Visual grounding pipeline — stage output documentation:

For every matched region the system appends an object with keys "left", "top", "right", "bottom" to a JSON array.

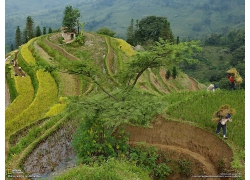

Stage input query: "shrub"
[{"left": 52, "top": 158, "right": 151, "bottom": 180}]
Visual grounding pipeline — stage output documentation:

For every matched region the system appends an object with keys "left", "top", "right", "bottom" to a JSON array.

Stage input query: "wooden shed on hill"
[{"left": 61, "top": 27, "right": 76, "bottom": 42}]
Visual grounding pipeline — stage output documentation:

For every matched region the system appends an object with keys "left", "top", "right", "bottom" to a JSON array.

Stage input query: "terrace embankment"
[{"left": 126, "top": 116, "right": 234, "bottom": 179}]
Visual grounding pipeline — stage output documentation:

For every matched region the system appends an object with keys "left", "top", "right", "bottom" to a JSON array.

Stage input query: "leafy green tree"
[
  {"left": 172, "top": 66, "right": 177, "bottom": 79},
  {"left": 35, "top": 26, "right": 42, "bottom": 37},
  {"left": 126, "top": 18, "right": 134, "bottom": 45},
  {"left": 15, "top": 26, "right": 22, "bottom": 48},
  {"left": 119, "top": 38, "right": 201, "bottom": 89},
  {"left": 24, "top": 16, "right": 34, "bottom": 42},
  {"left": 71, "top": 90, "right": 168, "bottom": 164},
  {"left": 22, "top": 28, "right": 29, "bottom": 43},
  {"left": 166, "top": 69, "right": 171, "bottom": 79},
  {"left": 176, "top": 36, "right": 180, "bottom": 44},
  {"left": 134, "top": 16, "right": 174, "bottom": 45},
  {"left": 10, "top": 44, "right": 14, "bottom": 51},
  {"left": 96, "top": 27, "right": 116, "bottom": 37},
  {"left": 62, "top": 5, "right": 81, "bottom": 32},
  {"left": 48, "top": 27, "right": 52, "bottom": 33},
  {"left": 43, "top": 27, "right": 46, "bottom": 35}
]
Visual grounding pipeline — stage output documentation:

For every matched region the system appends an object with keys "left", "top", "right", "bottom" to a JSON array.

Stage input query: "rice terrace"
[{"left": 5, "top": 30, "right": 245, "bottom": 179}]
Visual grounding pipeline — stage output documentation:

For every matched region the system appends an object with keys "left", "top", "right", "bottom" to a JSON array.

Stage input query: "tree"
[
  {"left": 166, "top": 69, "right": 171, "bottom": 79},
  {"left": 119, "top": 38, "right": 201, "bottom": 89},
  {"left": 96, "top": 27, "right": 116, "bottom": 37},
  {"left": 15, "top": 26, "right": 22, "bottom": 48},
  {"left": 126, "top": 18, "right": 134, "bottom": 45},
  {"left": 43, "top": 27, "right": 46, "bottom": 35},
  {"left": 134, "top": 16, "right": 174, "bottom": 45},
  {"left": 62, "top": 6, "right": 81, "bottom": 32},
  {"left": 35, "top": 26, "right": 42, "bottom": 37},
  {"left": 172, "top": 66, "right": 177, "bottom": 79},
  {"left": 25, "top": 16, "right": 34, "bottom": 42},
  {"left": 48, "top": 27, "right": 52, "bottom": 34},
  {"left": 10, "top": 44, "right": 14, "bottom": 51}
]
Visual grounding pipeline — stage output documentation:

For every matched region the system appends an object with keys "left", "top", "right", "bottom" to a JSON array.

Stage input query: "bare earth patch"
[{"left": 125, "top": 116, "right": 233, "bottom": 179}]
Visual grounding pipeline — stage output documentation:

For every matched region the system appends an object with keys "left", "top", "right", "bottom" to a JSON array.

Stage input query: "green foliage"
[
  {"left": 118, "top": 38, "right": 201, "bottom": 88},
  {"left": 129, "top": 143, "right": 171, "bottom": 179},
  {"left": 172, "top": 66, "right": 177, "bottom": 79},
  {"left": 96, "top": 27, "right": 116, "bottom": 37},
  {"left": 166, "top": 69, "right": 171, "bottom": 79},
  {"left": 58, "top": 36, "right": 64, "bottom": 44},
  {"left": 73, "top": 34, "right": 86, "bottom": 46},
  {"left": 15, "top": 26, "right": 22, "bottom": 47},
  {"left": 5, "top": 64, "right": 18, "bottom": 102},
  {"left": 72, "top": 117, "right": 130, "bottom": 164},
  {"left": 62, "top": 6, "right": 80, "bottom": 32},
  {"left": 129, "top": 16, "right": 174, "bottom": 45},
  {"left": 178, "top": 159, "right": 193, "bottom": 178},
  {"left": 52, "top": 158, "right": 151, "bottom": 180},
  {"left": 35, "top": 26, "right": 42, "bottom": 37}
]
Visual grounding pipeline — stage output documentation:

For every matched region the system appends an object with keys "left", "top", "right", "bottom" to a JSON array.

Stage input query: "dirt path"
[
  {"left": 125, "top": 117, "right": 233, "bottom": 178},
  {"left": 188, "top": 76, "right": 199, "bottom": 90}
]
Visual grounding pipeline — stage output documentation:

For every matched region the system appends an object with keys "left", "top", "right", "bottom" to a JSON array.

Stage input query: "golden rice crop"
[
  {"left": 20, "top": 38, "right": 37, "bottom": 65},
  {"left": 5, "top": 76, "right": 34, "bottom": 122},
  {"left": 6, "top": 69, "right": 58, "bottom": 137},
  {"left": 43, "top": 103, "right": 66, "bottom": 118},
  {"left": 115, "top": 38, "right": 136, "bottom": 56}
]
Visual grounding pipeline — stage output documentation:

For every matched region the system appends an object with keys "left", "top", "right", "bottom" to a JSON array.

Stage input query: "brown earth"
[{"left": 125, "top": 116, "right": 234, "bottom": 179}]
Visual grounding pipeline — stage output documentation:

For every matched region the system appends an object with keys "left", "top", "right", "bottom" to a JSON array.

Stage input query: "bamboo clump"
[{"left": 212, "top": 104, "right": 236, "bottom": 123}]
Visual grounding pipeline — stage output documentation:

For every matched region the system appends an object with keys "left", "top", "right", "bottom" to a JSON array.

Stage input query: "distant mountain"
[{"left": 5, "top": 0, "right": 245, "bottom": 48}]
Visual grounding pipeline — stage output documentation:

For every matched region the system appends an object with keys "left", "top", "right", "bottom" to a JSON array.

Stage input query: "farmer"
[
  {"left": 206, "top": 84, "right": 218, "bottom": 92},
  {"left": 216, "top": 113, "right": 232, "bottom": 139},
  {"left": 227, "top": 74, "right": 236, "bottom": 90}
]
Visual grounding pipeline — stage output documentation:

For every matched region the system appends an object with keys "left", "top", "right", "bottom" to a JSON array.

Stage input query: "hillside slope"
[
  {"left": 5, "top": 32, "right": 244, "bottom": 179},
  {"left": 5, "top": 0, "right": 245, "bottom": 47}
]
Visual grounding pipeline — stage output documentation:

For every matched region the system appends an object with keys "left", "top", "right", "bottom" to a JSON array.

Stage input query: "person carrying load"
[{"left": 212, "top": 104, "right": 236, "bottom": 139}]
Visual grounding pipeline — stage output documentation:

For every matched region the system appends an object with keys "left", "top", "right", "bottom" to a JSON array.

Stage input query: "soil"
[{"left": 125, "top": 116, "right": 234, "bottom": 179}]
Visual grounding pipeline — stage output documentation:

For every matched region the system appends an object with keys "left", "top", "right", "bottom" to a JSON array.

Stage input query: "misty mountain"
[{"left": 5, "top": 0, "right": 245, "bottom": 48}]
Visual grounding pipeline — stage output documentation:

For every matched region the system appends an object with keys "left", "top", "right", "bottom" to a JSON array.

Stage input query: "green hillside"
[
  {"left": 5, "top": 32, "right": 244, "bottom": 179},
  {"left": 5, "top": 0, "right": 245, "bottom": 47}
]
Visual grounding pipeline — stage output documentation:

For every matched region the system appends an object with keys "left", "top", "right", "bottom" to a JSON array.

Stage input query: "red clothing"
[{"left": 228, "top": 75, "right": 234, "bottom": 82}]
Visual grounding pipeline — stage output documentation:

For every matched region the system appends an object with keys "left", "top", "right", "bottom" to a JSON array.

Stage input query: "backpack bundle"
[
  {"left": 212, "top": 104, "right": 236, "bottom": 123},
  {"left": 227, "top": 68, "right": 243, "bottom": 84}
]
